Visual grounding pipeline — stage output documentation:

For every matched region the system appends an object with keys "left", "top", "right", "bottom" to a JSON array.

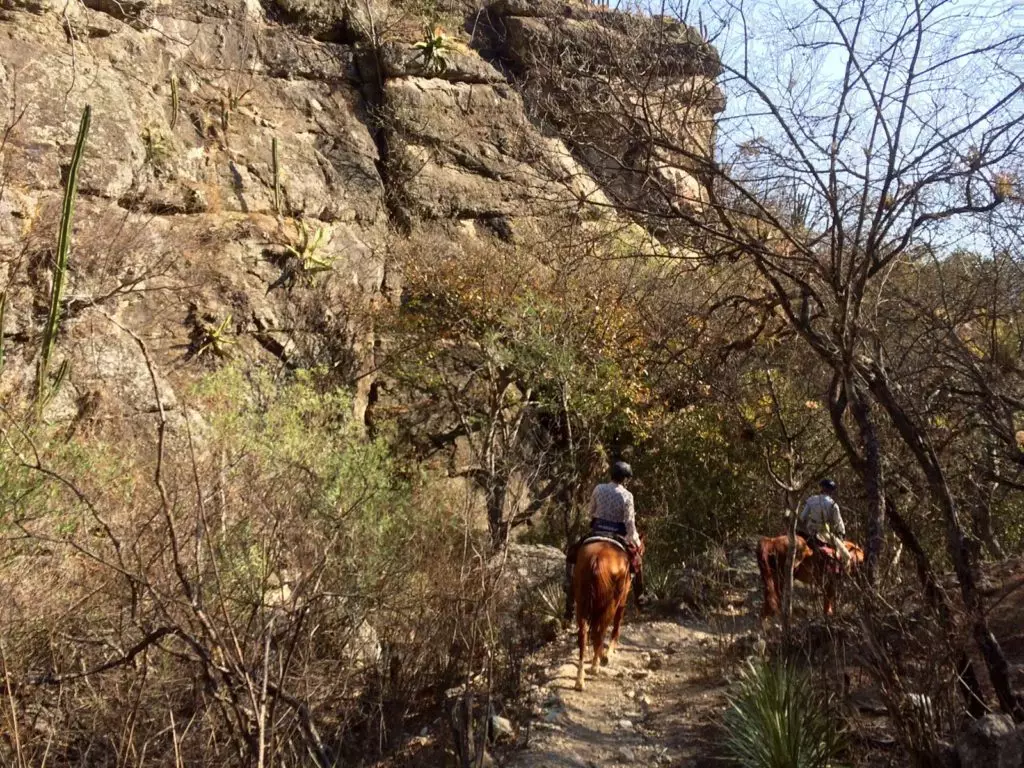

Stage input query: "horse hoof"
[
  {"left": 600, "top": 654, "right": 609, "bottom": 667},
  {"left": 575, "top": 680, "right": 585, "bottom": 692}
]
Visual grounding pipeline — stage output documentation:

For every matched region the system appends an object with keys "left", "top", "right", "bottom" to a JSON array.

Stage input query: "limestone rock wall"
[
  {"left": 0, "top": 0, "right": 386, "bottom": 428},
  {"left": 481, "top": 0, "right": 725, "bottom": 217},
  {"left": 0, "top": 0, "right": 720, "bottom": 433}
]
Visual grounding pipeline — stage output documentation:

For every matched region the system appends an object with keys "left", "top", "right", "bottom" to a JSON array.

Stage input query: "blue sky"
[{"left": 617, "top": 0, "right": 1024, "bottom": 254}]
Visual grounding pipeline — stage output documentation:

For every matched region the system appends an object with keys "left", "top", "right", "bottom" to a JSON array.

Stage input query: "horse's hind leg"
[
  {"left": 575, "top": 618, "right": 587, "bottom": 691},
  {"left": 823, "top": 575, "right": 837, "bottom": 616},
  {"left": 604, "top": 603, "right": 626, "bottom": 665},
  {"left": 590, "top": 622, "right": 605, "bottom": 677}
]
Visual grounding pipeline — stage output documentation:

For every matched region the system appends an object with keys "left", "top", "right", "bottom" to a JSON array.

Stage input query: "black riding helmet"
[
  {"left": 820, "top": 478, "right": 837, "bottom": 494},
  {"left": 610, "top": 461, "right": 633, "bottom": 483}
]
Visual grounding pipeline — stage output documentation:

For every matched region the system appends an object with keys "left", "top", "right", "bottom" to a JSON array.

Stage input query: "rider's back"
[
  {"left": 590, "top": 482, "right": 636, "bottom": 541},
  {"left": 799, "top": 493, "right": 841, "bottom": 537}
]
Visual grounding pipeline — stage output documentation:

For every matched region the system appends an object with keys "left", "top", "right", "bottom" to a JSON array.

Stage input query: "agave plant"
[
  {"left": 285, "top": 219, "right": 334, "bottom": 273},
  {"left": 414, "top": 25, "right": 453, "bottom": 74},
  {"left": 724, "top": 660, "right": 847, "bottom": 768},
  {"left": 195, "top": 314, "right": 235, "bottom": 358}
]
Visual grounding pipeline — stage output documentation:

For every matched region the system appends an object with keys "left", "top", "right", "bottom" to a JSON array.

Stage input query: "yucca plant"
[
  {"left": 724, "top": 660, "right": 847, "bottom": 768},
  {"left": 413, "top": 25, "right": 453, "bottom": 74},
  {"left": 641, "top": 560, "right": 679, "bottom": 602},
  {"left": 533, "top": 580, "right": 567, "bottom": 623}
]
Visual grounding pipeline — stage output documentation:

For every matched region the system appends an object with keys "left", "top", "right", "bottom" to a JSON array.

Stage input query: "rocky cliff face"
[{"left": 0, "top": 0, "right": 721, "bottom": 430}]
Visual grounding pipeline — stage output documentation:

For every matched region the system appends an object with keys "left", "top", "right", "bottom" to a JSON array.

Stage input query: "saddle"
[
  {"left": 803, "top": 536, "right": 843, "bottom": 574},
  {"left": 579, "top": 534, "right": 628, "bottom": 553},
  {"left": 578, "top": 534, "right": 643, "bottom": 575}
]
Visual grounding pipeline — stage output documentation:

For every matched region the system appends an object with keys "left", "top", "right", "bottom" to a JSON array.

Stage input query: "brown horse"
[
  {"left": 756, "top": 535, "right": 865, "bottom": 620},
  {"left": 572, "top": 540, "right": 631, "bottom": 691}
]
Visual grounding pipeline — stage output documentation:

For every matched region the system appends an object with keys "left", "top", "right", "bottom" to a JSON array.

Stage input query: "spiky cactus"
[{"left": 37, "top": 104, "right": 90, "bottom": 413}]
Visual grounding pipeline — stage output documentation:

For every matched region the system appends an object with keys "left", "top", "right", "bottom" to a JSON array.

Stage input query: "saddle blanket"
[{"left": 815, "top": 545, "right": 843, "bottom": 574}]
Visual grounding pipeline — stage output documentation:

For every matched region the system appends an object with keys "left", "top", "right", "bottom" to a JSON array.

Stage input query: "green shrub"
[
  {"left": 724, "top": 660, "right": 847, "bottom": 768},
  {"left": 0, "top": 363, "right": 494, "bottom": 764}
]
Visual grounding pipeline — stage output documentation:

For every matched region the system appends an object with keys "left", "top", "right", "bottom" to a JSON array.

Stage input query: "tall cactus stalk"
[
  {"left": 37, "top": 104, "right": 90, "bottom": 413},
  {"left": 170, "top": 73, "right": 179, "bottom": 129},
  {"left": 272, "top": 136, "right": 281, "bottom": 214},
  {"left": 0, "top": 292, "right": 6, "bottom": 376}
]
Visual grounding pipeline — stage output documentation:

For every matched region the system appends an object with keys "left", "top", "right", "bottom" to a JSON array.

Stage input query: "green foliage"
[
  {"left": 636, "top": 406, "right": 763, "bottom": 564},
  {"left": 724, "top": 660, "right": 847, "bottom": 768},
  {"left": 0, "top": 415, "right": 132, "bottom": 541},
  {"left": 192, "top": 366, "right": 436, "bottom": 582},
  {"left": 285, "top": 219, "right": 334, "bottom": 272},
  {"left": 413, "top": 25, "right": 454, "bottom": 74},
  {"left": 38, "top": 104, "right": 90, "bottom": 414},
  {"left": 194, "top": 313, "right": 235, "bottom": 358}
]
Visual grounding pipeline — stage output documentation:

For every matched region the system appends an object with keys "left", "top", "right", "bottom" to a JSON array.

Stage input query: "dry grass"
[{"left": 0, "top": 365, "right": 535, "bottom": 767}]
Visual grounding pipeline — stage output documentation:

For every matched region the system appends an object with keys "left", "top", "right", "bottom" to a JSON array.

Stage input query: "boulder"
[
  {"left": 488, "top": 713, "right": 515, "bottom": 742},
  {"left": 504, "top": 543, "right": 564, "bottom": 590},
  {"left": 956, "top": 714, "right": 1024, "bottom": 768},
  {"left": 493, "top": 544, "right": 564, "bottom": 645},
  {"left": 482, "top": 0, "right": 723, "bottom": 221}
]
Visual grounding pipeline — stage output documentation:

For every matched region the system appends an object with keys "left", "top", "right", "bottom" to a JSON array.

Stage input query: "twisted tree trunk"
[{"left": 863, "top": 363, "right": 1023, "bottom": 721}]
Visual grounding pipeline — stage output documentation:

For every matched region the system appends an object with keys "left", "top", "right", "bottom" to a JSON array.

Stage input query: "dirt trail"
[
  {"left": 505, "top": 614, "right": 756, "bottom": 768},
  {"left": 496, "top": 558, "right": 1024, "bottom": 768}
]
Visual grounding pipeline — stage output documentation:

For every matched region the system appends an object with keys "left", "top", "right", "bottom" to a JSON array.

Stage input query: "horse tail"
[
  {"left": 756, "top": 537, "right": 780, "bottom": 619},
  {"left": 590, "top": 556, "right": 603, "bottom": 616},
  {"left": 584, "top": 556, "right": 599, "bottom": 648},
  {"left": 589, "top": 549, "right": 623, "bottom": 656},
  {"left": 572, "top": 546, "right": 599, "bottom": 622}
]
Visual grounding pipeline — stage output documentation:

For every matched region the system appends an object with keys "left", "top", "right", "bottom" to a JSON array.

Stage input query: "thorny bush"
[{"left": 0, "top": 365, "right": 532, "bottom": 767}]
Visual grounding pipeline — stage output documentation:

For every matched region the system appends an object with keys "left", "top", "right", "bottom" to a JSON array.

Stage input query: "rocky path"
[{"left": 505, "top": 615, "right": 756, "bottom": 768}]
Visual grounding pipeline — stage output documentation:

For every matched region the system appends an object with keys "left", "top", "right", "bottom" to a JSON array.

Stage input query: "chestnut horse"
[
  {"left": 572, "top": 540, "right": 631, "bottom": 691},
  {"left": 756, "top": 535, "right": 865, "bottom": 620}
]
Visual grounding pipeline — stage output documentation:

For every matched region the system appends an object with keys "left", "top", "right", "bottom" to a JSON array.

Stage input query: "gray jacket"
[{"left": 798, "top": 493, "right": 845, "bottom": 538}]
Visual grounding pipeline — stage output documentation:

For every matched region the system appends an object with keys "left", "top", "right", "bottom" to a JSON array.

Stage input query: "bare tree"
[{"left": 504, "top": 0, "right": 1024, "bottom": 718}]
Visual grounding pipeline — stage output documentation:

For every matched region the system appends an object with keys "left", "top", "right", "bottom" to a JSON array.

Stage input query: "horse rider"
[
  {"left": 564, "top": 461, "right": 646, "bottom": 622},
  {"left": 796, "top": 478, "right": 851, "bottom": 571}
]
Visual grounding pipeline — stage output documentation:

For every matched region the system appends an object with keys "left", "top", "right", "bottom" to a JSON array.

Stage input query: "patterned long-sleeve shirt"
[
  {"left": 798, "top": 494, "right": 845, "bottom": 538},
  {"left": 589, "top": 482, "right": 640, "bottom": 547}
]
